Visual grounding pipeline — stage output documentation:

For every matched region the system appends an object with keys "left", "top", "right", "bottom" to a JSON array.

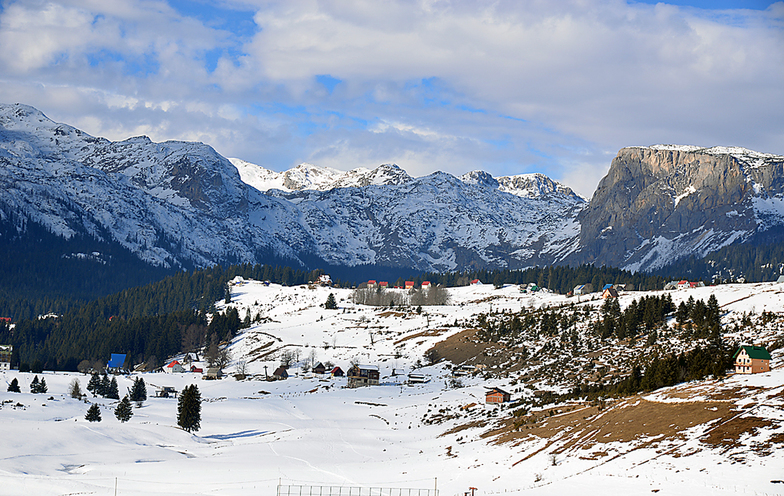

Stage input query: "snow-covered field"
[{"left": 1, "top": 281, "right": 782, "bottom": 496}]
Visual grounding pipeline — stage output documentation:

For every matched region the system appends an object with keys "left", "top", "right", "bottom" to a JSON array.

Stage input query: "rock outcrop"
[{"left": 573, "top": 145, "right": 784, "bottom": 271}]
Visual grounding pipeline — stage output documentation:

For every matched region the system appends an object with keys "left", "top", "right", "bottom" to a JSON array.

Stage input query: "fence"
[{"left": 277, "top": 485, "right": 438, "bottom": 496}]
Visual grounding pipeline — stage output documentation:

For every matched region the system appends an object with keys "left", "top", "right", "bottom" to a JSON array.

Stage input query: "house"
[
  {"left": 405, "top": 281, "right": 415, "bottom": 290},
  {"left": 106, "top": 353, "right": 126, "bottom": 373},
  {"left": 664, "top": 281, "right": 679, "bottom": 290},
  {"left": 378, "top": 281, "right": 389, "bottom": 289},
  {"left": 602, "top": 284, "right": 614, "bottom": 291},
  {"left": 407, "top": 373, "right": 429, "bottom": 384},
  {"left": 485, "top": 387, "right": 511, "bottom": 404},
  {"left": 347, "top": 364, "right": 380, "bottom": 388},
  {"left": 272, "top": 366, "right": 289, "bottom": 380},
  {"left": 330, "top": 366, "right": 344, "bottom": 377},
  {"left": 367, "top": 280, "right": 377, "bottom": 289},
  {"left": 689, "top": 281, "right": 705, "bottom": 288},
  {"left": 733, "top": 346, "right": 771, "bottom": 374},
  {"left": 0, "top": 344, "right": 11, "bottom": 372},
  {"left": 470, "top": 279, "right": 481, "bottom": 285},
  {"left": 165, "top": 360, "right": 185, "bottom": 373},
  {"left": 318, "top": 274, "right": 332, "bottom": 285},
  {"left": 203, "top": 367, "right": 222, "bottom": 380},
  {"left": 313, "top": 362, "right": 327, "bottom": 374},
  {"left": 677, "top": 280, "right": 690, "bottom": 290},
  {"left": 453, "top": 364, "right": 476, "bottom": 377},
  {"left": 421, "top": 281, "right": 431, "bottom": 289},
  {"left": 602, "top": 287, "right": 619, "bottom": 299},
  {"left": 573, "top": 284, "right": 588, "bottom": 296},
  {"left": 0, "top": 317, "right": 11, "bottom": 324},
  {"left": 190, "top": 365, "right": 203, "bottom": 374}
]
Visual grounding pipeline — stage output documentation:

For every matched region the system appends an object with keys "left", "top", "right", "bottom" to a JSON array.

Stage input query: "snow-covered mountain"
[
  {"left": 572, "top": 144, "right": 784, "bottom": 272},
  {"left": 0, "top": 103, "right": 585, "bottom": 273}
]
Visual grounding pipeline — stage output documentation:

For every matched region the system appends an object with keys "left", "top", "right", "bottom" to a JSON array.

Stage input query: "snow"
[{"left": 2, "top": 281, "right": 783, "bottom": 496}]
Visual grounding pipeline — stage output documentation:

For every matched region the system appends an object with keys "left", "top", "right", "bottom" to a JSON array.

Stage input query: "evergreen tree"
[
  {"left": 87, "top": 372, "right": 100, "bottom": 397},
  {"left": 177, "top": 384, "right": 202, "bottom": 433},
  {"left": 107, "top": 377, "right": 120, "bottom": 400},
  {"left": 99, "top": 374, "right": 110, "bottom": 397},
  {"left": 325, "top": 293, "right": 338, "bottom": 310},
  {"left": 85, "top": 403, "right": 102, "bottom": 422},
  {"left": 129, "top": 377, "right": 147, "bottom": 404},
  {"left": 39, "top": 377, "right": 48, "bottom": 393},
  {"left": 69, "top": 379, "right": 82, "bottom": 399},
  {"left": 7, "top": 377, "right": 20, "bottom": 393},
  {"left": 115, "top": 396, "right": 133, "bottom": 422},
  {"left": 30, "top": 375, "right": 40, "bottom": 393}
]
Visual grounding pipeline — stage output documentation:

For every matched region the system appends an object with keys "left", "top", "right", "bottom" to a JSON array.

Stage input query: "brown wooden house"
[
  {"left": 347, "top": 365, "right": 380, "bottom": 388},
  {"left": 485, "top": 387, "right": 511, "bottom": 404}
]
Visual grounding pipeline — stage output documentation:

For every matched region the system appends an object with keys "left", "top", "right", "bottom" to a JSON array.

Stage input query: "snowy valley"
[{"left": 2, "top": 280, "right": 782, "bottom": 496}]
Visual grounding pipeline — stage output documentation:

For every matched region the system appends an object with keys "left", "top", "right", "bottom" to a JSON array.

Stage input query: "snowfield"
[{"left": 1, "top": 280, "right": 782, "bottom": 496}]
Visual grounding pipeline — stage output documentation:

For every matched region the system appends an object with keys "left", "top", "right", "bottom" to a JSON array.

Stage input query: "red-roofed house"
[
  {"left": 405, "top": 281, "right": 415, "bottom": 289},
  {"left": 677, "top": 280, "right": 690, "bottom": 289},
  {"left": 379, "top": 281, "right": 389, "bottom": 288},
  {"left": 165, "top": 360, "right": 185, "bottom": 373},
  {"left": 470, "top": 279, "right": 481, "bottom": 286},
  {"left": 421, "top": 281, "right": 431, "bottom": 288},
  {"left": 367, "top": 280, "right": 377, "bottom": 288}
]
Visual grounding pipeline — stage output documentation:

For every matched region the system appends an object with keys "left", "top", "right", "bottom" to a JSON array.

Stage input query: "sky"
[{"left": 0, "top": 0, "right": 782, "bottom": 198}]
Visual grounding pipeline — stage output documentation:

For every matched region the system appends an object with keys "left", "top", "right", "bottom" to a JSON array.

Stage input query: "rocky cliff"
[{"left": 573, "top": 145, "right": 784, "bottom": 271}]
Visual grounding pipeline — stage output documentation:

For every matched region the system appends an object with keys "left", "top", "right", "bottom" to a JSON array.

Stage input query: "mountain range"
[{"left": 2, "top": 103, "right": 784, "bottom": 285}]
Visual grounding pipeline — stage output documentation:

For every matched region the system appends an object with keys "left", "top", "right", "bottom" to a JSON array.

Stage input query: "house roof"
[
  {"left": 273, "top": 366, "right": 288, "bottom": 376},
  {"left": 603, "top": 287, "right": 619, "bottom": 298},
  {"left": 603, "top": 284, "right": 613, "bottom": 290},
  {"left": 331, "top": 366, "right": 343, "bottom": 373},
  {"left": 485, "top": 387, "right": 510, "bottom": 396},
  {"left": 166, "top": 360, "right": 180, "bottom": 367},
  {"left": 734, "top": 345, "right": 771, "bottom": 361},
  {"left": 107, "top": 353, "right": 126, "bottom": 368}
]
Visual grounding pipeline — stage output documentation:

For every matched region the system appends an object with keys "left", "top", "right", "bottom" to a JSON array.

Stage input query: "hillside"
[{"left": 0, "top": 279, "right": 782, "bottom": 495}]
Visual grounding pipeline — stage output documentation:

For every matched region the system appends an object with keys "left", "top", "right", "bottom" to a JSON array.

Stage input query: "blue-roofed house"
[
  {"left": 107, "top": 353, "right": 127, "bottom": 373},
  {"left": 602, "top": 284, "right": 614, "bottom": 290}
]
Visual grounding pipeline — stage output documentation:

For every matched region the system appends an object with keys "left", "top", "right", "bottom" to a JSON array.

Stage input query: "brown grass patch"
[
  {"left": 378, "top": 311, "right": 409, "bottom": 318},
  {"left": 700, "top": 416, "right": 774, "bottom": 452},
  {"left": 440, "top": 419, "right": 488, "bottom": 437},
  {"left": 486, "top": 397, "right": 733, "bottom": 456},
  {"left": 426, "top": 328, "right": 500, "bottom": 367},
  {"left": 394, "top": 328, "right": 448, "bottom": 345}
]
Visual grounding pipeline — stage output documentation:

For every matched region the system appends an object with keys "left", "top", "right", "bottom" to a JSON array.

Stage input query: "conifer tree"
[
  {"left": 177, "top": 384, "right": 201, "bottom": 432},
  {"left": 107, "top": 377, "right": 120, "bottom": 400},
  {"left": 115, "top": 396, "right": 133, "bottom": 423},
  {"left": 129, "top": 377, "right": 147, "bottom": 404},
  {"left": 30, "top": 375, "right": 40, "bottom": 393},
  {"left": 325, "top": 293, "right": 337, "bottom": 310},
  {"left": 7, "top": 377, "right": 20, "bottom": 393},
  {"left": 87, "top": 372, "right": 100, "bottom": 397},
  {"left": 39, "top": 377, "right": 48, "bottom": 393},
  {"left": 85, "top": 404, "right": 102, "bottom": 422},
  {"left": 100, "top": 374, "right": 110, "bottom": 397},
  {"left": 69, "top": 379, "right": 82, "bottom": 399}
]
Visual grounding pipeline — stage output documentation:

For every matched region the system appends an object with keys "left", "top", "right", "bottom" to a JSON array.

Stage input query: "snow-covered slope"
[{"left": 2, "top": 280, "right": 782, "bottom": 496}]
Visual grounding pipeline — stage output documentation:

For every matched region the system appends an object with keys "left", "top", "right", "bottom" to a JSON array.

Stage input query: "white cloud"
[{"left": 0, "top": 0, "right": 782, "bottom": 197}]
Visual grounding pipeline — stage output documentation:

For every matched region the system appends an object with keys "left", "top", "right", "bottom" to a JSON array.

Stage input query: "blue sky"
[{"left": 1, "top": 0, "right": 782, "bottom": 197}]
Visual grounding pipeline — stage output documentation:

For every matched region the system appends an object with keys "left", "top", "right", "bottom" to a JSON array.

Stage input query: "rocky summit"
[{"left": 572, "top": 145, "right": 784, "bottom": 272}]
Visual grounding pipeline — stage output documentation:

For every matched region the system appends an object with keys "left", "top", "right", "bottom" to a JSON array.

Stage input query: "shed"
[
  {"left": 331, "top": 366, "right": 344, "bottom": 377},
  {"left": 203, "top": 367, "right": 222, "bottom": 380},
  {"left": 272, "top": 366, "right": 289, "bottom": 380},
  {"left": 313, "top": 362, "right": 327, "bottom": 374},
  {"left": 485, "top": 387, "right": 511, "bottom": 404},
  {"left": 602, "top": 287, "right": 619, "bottom": 299}
]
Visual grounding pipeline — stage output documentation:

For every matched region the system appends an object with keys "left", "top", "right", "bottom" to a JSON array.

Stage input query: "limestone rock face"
[{"left": 573, "top": 145, "right": 784, "bottom": 271}]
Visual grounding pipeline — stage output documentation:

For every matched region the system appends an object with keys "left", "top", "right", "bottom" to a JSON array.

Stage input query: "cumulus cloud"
[{"left": 0, "top": 0, "right": 782, "bottom": 198}]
